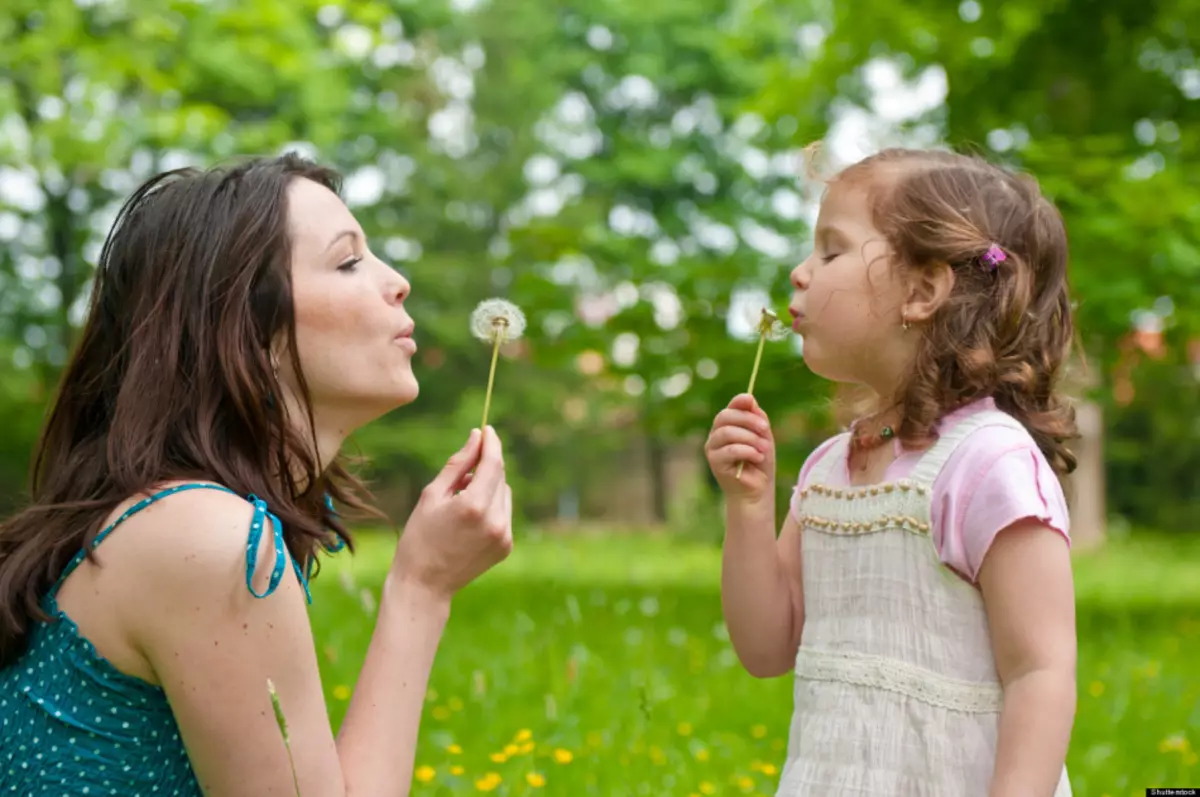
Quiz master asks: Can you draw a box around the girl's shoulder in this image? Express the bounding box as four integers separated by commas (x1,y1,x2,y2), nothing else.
933,397,1049,473
927,399,1071,583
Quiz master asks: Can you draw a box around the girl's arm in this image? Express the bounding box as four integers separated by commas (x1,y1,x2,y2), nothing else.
707,394,806,679
978,518,1077,797
721,507,805,678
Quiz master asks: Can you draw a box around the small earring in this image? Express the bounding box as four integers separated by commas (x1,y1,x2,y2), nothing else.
901,314,910,332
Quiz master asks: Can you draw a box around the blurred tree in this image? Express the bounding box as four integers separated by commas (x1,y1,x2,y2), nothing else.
0,0,1195,529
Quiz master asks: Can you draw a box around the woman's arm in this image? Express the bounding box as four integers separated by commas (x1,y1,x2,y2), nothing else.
129,428,511,796
978,519,1077,797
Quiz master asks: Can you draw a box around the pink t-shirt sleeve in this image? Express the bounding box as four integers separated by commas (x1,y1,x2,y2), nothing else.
931,426,1071,584
789,434,845,521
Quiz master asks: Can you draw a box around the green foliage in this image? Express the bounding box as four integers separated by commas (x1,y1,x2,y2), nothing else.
311,531,1200,794
1105,351,1200,534
0,0,1195,526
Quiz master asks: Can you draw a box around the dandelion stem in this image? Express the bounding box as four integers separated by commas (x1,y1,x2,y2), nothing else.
480,320,507,429
746,329,768,397
735,329,769,481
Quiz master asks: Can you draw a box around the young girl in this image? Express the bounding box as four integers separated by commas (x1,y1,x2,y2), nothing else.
705,148,1077,796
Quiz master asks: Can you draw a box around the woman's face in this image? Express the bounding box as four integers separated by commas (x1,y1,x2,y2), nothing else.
280,177,418,436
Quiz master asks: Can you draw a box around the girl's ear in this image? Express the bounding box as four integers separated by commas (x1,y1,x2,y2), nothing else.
902,262,955,323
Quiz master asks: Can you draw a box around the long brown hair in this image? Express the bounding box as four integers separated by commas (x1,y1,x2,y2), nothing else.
837,148,1079,475
0,154,378,666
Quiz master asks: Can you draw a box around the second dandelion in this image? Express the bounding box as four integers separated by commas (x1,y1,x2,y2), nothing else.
736,306,789,480
470,298,527,430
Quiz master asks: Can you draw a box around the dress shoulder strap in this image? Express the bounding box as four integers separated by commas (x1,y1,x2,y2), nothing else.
50,483,319,605
908,409,1029,488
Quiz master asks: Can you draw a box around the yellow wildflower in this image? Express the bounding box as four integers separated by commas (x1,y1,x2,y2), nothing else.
1159,734,1189,753
474,772,502,791
503,743,520,756
414,766,435,783
489,752,507,763
332,685,351,702
553,748,574,764
1087,681,1104,697
699,782,716,795
431,706,451,721
761,763,778,776
515,729,533,742
677,721,694,736
694,747,710,762
751,724,768,739
526,772,547,788
450,765,465,776
447,744,463,755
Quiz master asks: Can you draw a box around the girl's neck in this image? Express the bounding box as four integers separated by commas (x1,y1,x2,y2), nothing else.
847,404,903,476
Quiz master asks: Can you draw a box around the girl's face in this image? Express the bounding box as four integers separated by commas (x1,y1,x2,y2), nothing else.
788,180,915,397
281,177,418,441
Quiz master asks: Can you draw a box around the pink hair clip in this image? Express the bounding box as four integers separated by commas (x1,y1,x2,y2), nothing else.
980,243,1007,272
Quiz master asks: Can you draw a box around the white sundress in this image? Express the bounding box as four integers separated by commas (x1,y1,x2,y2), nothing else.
777,409,1072,797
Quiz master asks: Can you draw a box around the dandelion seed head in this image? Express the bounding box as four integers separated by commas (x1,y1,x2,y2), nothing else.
470,298,527,343
749,306,789,341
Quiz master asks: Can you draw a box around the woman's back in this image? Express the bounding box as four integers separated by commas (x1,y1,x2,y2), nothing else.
0,598,196,794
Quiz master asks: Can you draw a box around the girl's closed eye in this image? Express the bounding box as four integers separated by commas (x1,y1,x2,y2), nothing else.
337,255,363,273
821,251,840,264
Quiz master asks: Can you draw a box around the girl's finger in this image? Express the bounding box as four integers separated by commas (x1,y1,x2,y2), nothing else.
715,444,766,467
709,426,768,452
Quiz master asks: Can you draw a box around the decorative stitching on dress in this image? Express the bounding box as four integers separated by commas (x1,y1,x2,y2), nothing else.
796,482,931,537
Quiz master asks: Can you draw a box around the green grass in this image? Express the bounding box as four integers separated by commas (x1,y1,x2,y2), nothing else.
310,531,1200,796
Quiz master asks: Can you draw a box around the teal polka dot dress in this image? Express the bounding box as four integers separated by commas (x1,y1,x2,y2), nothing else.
0,483,341,794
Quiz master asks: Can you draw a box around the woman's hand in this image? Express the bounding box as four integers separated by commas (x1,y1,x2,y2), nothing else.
390,426,513,600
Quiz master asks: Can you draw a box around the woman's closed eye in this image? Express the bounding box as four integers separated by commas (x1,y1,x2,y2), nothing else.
337,256,363,273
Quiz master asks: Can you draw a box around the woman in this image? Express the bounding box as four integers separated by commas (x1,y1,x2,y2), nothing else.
0,154,513,795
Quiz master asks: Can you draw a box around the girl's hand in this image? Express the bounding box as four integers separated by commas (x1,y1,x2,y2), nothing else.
705,393,776,503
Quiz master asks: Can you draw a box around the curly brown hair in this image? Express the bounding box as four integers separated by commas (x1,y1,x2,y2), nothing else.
834,148,1079,476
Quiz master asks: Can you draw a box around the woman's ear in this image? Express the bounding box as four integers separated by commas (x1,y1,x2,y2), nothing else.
902,262,955,323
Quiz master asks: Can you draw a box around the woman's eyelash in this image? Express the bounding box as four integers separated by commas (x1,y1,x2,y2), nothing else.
337,256,363,272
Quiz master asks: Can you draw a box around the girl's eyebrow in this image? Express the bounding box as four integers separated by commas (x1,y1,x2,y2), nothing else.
815,223,850,249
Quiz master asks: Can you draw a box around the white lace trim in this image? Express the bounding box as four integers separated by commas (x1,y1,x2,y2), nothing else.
794,647,1004,714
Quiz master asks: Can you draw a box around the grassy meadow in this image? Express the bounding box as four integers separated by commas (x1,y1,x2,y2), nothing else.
310,530,1200,796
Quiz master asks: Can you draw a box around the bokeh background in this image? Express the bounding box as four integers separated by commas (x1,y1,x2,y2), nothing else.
1,0,1197,794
